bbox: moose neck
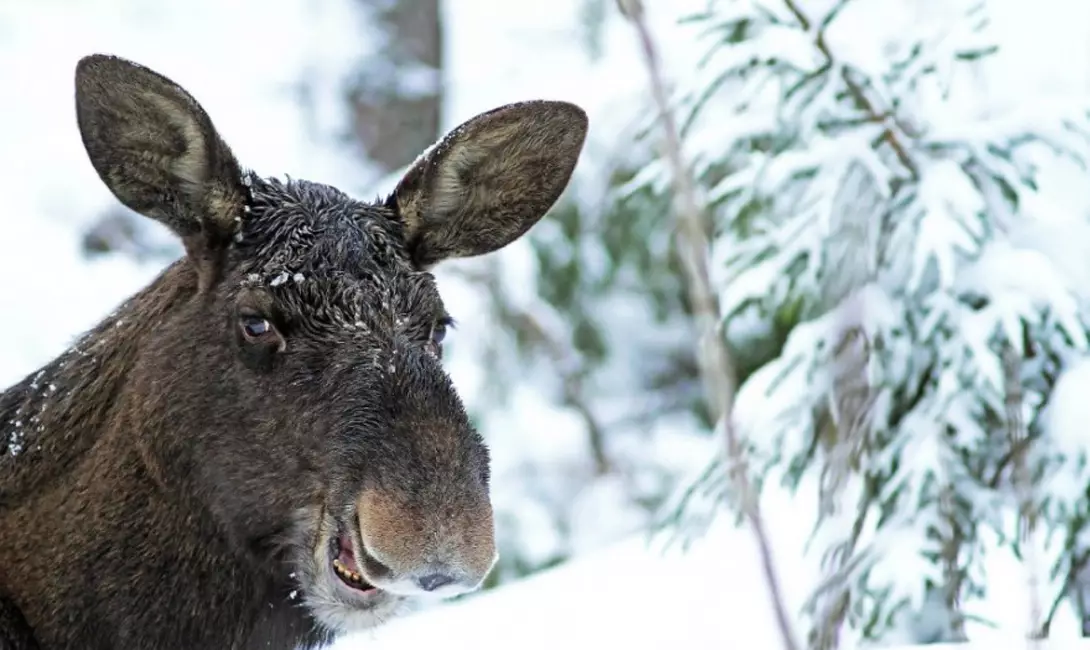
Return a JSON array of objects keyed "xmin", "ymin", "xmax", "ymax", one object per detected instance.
[
  {"xmin": 1, "ymin": 259, "xmax": 194, "ymax": 505},
  {"xmin": 0, "ymin": 259, "xmax": 330, "ymax": 650}
]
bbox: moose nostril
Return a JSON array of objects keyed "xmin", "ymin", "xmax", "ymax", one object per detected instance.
[{"xmin": 416, "ymin": 572, "xmax": 456, "ymax": 592}]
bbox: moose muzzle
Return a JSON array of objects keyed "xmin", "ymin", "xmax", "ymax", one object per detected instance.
[{"xmin": 351, "ymin": 487, "xmax": 497, "ymax": 598}]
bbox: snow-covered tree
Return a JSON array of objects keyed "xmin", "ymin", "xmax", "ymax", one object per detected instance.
[{"xmin": 631, "ymin": 0, "xmax": 1090, "ymax": 644}]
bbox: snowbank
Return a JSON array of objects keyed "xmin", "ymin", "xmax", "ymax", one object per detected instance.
[
  {"xmin": 340, "ymin": 480, "xmax": 1090, "ymax": 649},
  {"xmin": 338, "ymin": 487, "xmax": 818, "ymax": 650}
]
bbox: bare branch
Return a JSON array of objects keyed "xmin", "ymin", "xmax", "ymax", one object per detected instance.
[
  {"xmin": 616, "ymin": 2, "xmax": 800, "ymax": 649},
  {"xmin": 1003, "ymin": 345, "xmax": 1042, "ymax": 647},
  {"xmin": 1038, "ymin": 549, "xmax": 1090, "ymax": 637},
  {"xmin": 812, "ymin": 160, "xmax": 883, "ymax": 647},
  {"xmin": 938, "ymin": 482, "xmax": 968, "ymax": 639},
  {"xmin": 445, "ymin": 263, "xmax": 612, "ymax": 475}
]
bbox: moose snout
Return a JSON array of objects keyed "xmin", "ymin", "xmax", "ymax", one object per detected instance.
[
  {"xmin": 353, "ymin": 487, "xmax": 497, "ymax": 599},
  {"xmin": 356, "ymin": 553, "xmax": 479, "ymax": 599}
]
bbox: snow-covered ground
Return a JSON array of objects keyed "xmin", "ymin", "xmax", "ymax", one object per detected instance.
[
  {"xmin": 4, "ymin": 0, "xmax": 1090, "ymax": 647},
  {"xmin": 348, "ymin": 478, "xmax": 1090, "ymax": 650},
  {"xmin": 353, "ymin": 486, "xmax": 820, "ymax": 650}
]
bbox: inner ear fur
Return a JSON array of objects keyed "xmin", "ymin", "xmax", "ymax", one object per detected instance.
[
  {"xmin": 74, "ymin": 54, "xmax": 248, "ymax": 283},
  {"xmin": 391, "ymin": 99, "xmax": 589, "ymax": 269}
]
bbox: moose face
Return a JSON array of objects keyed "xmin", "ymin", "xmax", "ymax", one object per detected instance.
[{"xmin": 72, "ymin": 54, "xmax": 587, "ymax": 632}]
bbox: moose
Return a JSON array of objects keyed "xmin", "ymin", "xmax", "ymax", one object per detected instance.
[{"xmin": 0, "ymin": 54, "xmax": 587, "ymax": 649}]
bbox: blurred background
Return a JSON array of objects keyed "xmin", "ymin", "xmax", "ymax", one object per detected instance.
[{"xmin": 5, "ymin": 0, "xmax": 1090, "ymax": 647}]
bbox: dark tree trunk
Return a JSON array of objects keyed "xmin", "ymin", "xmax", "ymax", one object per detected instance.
[{"xmin": 347, "ymin": 0, "xmax": 444, "ymax": 173}]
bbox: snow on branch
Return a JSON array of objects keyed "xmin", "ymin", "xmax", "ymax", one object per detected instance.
[{"xmin": 781, "ymin": 0, "xmax": 919, "ymax": 181}]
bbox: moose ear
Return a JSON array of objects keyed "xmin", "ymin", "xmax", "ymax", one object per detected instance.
[
  {"xmin": 74, "ymin": 54, "xmax": 247, "ymax": 248},
  {"xmin": 390, "ymin": 100, "xmax": 588, "ymax": 269}
]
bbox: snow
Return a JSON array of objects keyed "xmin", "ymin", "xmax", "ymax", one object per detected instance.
[
  {"xmin": 343, "ymin": 481, "xmax": 1090, "ymax": 650},
  {"xmin": 1045, "ymin": 357, "xmax": 1090, "ymax": 460},
  {"xmin": 4, "ymin": 0, "xmax": 1090, "ymax": 647},
  {"xmin": 345, "ymin": 486, "xmax": 819, "ymax": 650}
]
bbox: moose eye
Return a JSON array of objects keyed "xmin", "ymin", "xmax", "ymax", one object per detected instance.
[
  {"xmin": 240, "ymin": 315, "xmax": 273, "ymax": 340},
  {"xmin": 235, "ymin": 311, "xmax": 285, "ymax": 368},
  {"xmin": 425, "ymin": 319, "xmax": 452, "ymax": 358},
  {"xmin": 430, "ymin": 322, "xmax": 448, "ymax": 345}
]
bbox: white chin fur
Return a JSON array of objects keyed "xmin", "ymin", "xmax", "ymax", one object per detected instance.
[
  {"xmin": 289, "ymin": 507, "xmax": 412, "ymax": 635},
  {"xmin": 305, "ymin": 590, "xmax": 409, "ymax": 635},
  {"xmin": 302, "ymin": 564, "xmax": 412, "ymax": 634}
]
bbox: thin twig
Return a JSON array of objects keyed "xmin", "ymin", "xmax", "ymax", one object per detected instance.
[
  {"xmin": 986, "ymin": 435, "xmax": 1036, "ymax": 489},
  {"xmin": 1003, "ymin": 346, "xmax": 1042, "ymax": 646},
  {"xmin": 813, "ymin": 158, "xmax": 883, "ymax": 646},
  {"xmin": 446, "ymin": 263, "xmax": 612, "ymax": 474},
  {"xmin": 1037, "ymin": 549, "xmax": 1090, "ymax": 637},
  {"xmin": 939, "ymin": 481, "xmax": 968, "ymax": 639},
  {"xmin": 616, "ymin": 2, "xmax": 800, "ymax": 649},
  {"xmin": 782, "ymin": 0, "xmax": 919, "ymax": 181}
]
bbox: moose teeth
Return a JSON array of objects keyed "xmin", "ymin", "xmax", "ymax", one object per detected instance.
[{"xmin": 332, "ymin": 558, "xmax": 365, "ymax": 584}]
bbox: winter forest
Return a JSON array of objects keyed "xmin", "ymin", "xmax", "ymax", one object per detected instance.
[{"xmin": 4, "ymin": 0, "xmax": 1090, "ymax": 648}]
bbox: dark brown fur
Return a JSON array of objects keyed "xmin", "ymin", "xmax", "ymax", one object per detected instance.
[{"xmin": 0, "ymin": 54, "xmax": 587, "ymax": 650}]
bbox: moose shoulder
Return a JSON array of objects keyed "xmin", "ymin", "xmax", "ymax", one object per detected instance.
[{"xmin": 0, "ymin": 54, "xmax": 587, "ymax": 650}]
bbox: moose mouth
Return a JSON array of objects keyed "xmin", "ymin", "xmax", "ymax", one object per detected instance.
[{"xmin": 329, "ymin": 531, "xmax": 377, "ymax": 595}]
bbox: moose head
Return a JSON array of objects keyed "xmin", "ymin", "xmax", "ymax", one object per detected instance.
[{"xmin": 6, "ymin": 53, "xmax": 586, "ymax": 642}]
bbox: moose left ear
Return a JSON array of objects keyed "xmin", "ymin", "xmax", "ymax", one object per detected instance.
[
  {"xmin": 74, "ymin": 54, "xmax": 247, "ymax": 247},
  {"xmin": 390, "ymin": 100, "xmax": 588, "ymax": 269}
]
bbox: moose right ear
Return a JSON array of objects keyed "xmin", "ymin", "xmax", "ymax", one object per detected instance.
[
  {"xmin": 74, "ymin": 54, "xmax": 247, "ymax": 246},
  {"xmin": 390, "ymin": 100, "xmax": 588, "ymax": 270}
]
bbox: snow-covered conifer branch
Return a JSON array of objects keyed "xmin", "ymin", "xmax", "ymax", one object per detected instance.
[
  {"xmin": 781, "ymin": 0, "xmax": 919, "ymax": 181},
  {"xmin": 626, "ymin": 0, "xmax": 1090, "ymax": 642}
]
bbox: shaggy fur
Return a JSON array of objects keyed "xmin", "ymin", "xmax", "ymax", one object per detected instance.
[{"xmin": 0, "ymin": 54, "xmax": 587, "ymax": 650}]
